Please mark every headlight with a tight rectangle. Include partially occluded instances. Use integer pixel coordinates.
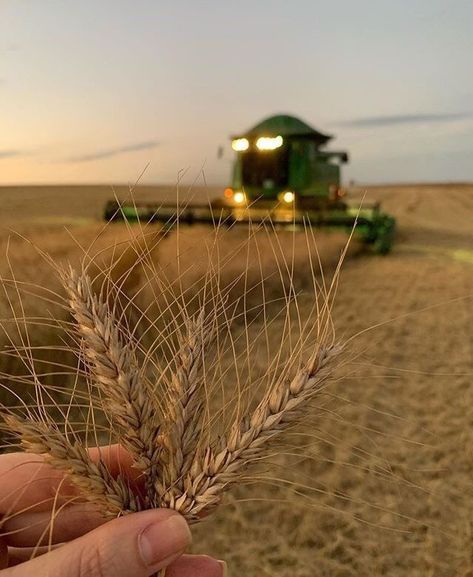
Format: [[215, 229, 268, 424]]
[[282, 191, 295, 204], [231, 138, 249, 152], [233, 191, 246, 205], [256, 135, 283, 151]]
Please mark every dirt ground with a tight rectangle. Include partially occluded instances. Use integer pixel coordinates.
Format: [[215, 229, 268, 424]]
[[0, 183, 472, 576]]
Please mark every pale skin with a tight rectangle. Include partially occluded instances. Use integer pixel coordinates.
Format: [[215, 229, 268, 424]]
[[0, 445, 225, 577]]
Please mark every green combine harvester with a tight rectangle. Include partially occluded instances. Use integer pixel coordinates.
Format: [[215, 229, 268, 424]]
[[104, 114, 396, 253]]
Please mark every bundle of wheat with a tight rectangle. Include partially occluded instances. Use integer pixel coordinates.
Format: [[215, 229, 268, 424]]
[[0, 223, 347, 575]]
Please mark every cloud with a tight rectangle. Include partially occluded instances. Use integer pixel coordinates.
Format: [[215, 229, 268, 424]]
[[0, 149, 24, 160], [0, 44, 20, 58], [68, 140, 159, 163], [337, 112, 471, 128]]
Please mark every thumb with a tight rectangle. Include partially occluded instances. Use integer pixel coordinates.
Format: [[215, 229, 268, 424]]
[[5, 509, 192, 577]]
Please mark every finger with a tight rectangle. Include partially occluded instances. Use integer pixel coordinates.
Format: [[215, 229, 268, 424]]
[[7, 550, 226, 576], [1, 509, 192, 577], [0, 537, 8, 569], [6, 544, 63, 566], [1, 502, 105, 547], [0, 445, 140, 516], [166, 554, 226, 577], [0, 454, 65, 516], [88, 445, 142, 485]]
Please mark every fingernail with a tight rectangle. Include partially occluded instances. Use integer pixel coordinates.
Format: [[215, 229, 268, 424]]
[[139, 514, 192, 569], [218, 560, 228, 576]]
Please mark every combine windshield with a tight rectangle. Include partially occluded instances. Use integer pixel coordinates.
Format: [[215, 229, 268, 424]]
[[241, 148, 289, 189]]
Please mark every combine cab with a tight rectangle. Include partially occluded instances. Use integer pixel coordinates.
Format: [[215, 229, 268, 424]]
[[104, 114, 395, 253]]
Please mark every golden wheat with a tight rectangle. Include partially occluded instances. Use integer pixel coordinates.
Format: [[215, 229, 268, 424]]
[[3, 260, 341, 524], [4, 415, 139, 517], [61, 267, 162, 502]]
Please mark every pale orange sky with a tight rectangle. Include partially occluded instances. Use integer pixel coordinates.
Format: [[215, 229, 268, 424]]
[[1, 0, 472, 185]]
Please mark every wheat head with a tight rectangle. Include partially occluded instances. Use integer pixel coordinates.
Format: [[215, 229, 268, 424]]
[[2, 257, 342, 548]]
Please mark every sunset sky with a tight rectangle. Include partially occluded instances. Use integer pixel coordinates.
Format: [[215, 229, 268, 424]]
[[1, 0, 472, 185]]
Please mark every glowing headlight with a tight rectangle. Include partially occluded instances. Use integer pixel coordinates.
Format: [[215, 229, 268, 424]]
[[256, 135, 283, 151], [233, 191, 246, 205], [231, 138, 249, 152], [282, 191, 295, 204]]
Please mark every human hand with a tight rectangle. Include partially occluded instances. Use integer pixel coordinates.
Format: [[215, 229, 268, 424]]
[[0, 446, 225, 576]]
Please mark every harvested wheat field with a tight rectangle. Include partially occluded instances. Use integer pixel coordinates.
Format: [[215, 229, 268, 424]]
[[0, 183, 472, 576]]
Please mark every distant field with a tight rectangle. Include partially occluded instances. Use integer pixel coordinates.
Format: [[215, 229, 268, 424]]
[[1, 182, 473, 576]]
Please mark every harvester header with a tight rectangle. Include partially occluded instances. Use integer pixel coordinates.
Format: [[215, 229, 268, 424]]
[[104, 113, 396, 253]]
